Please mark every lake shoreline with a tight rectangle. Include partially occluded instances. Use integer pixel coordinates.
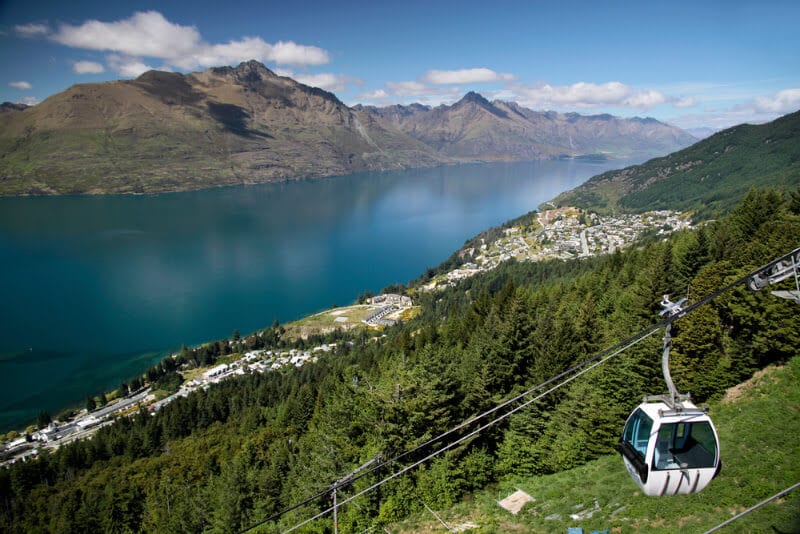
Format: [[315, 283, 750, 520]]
[[0, 154, 633, 198], [0, 158, 640, 432]]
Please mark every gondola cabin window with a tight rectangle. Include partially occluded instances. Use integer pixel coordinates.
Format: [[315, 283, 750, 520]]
[[622, 408, 653, 460], [653, 420, 718, 470]]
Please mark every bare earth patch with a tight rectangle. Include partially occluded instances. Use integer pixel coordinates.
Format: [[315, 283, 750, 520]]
[[721, 364, 781, 404]]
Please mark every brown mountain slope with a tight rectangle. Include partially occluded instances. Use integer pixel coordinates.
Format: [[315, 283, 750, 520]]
[[0, 61, 443, 195], [0, 62, 695, 195], [356, 92, 696, 161]]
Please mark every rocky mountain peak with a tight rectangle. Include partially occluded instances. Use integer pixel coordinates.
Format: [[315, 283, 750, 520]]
[[208, 60, 276, 84], [456, 91, 492, 107], [232, 60, 276, 83], [452, 91, 508, 119]]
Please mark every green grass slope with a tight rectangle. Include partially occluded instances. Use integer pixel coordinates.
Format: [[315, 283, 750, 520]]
[[391, 357, 800, 533], [552, 109, 800, 218]]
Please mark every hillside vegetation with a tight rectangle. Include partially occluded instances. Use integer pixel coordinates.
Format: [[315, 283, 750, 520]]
[[552, 109, 800, 219], [391, 357, 800, 533], [1, 185, 797, 532]]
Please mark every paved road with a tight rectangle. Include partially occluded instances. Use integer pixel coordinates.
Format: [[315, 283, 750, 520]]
[[580, 229, 589, 256], [41, 389, 151, 452], [92, 389, 150, 419]]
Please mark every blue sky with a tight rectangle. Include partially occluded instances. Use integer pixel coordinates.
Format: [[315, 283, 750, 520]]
[[1, 0, 799, 130]]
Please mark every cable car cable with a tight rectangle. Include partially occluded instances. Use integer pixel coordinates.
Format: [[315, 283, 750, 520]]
[[239, 320, 666, 534], [703, 481, 800, 533], [238, 312, 667, 533], [283, 329, 661, 533], [239, 247, 799, 533], [250, 248, 797, 532]]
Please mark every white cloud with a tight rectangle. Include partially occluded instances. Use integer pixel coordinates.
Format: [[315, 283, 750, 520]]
[[512, 81, 620, 108], [73, 61, 105, 74], [14, 23, 49, 37], [673, 96, 697, 108], [373, 67, 514, 104], [752, 88, 800, 113], [21, 96, 39, 106], [659, 80, 782, 105], [172, 37, 270, 70], [298, 73, 344, 92], [668, 108, 759, 130], [118, 61, 154, 78], [385, 81, 456, 97], [267, 41, 329, 66], [358, 89, 389, 100], [107, 54, 156, 78], [177, 38, 328, 70], [50, 11, 330, 73], [421, 68, 515, 85], [508, 81, 675, 110], [273, 69, 350, 92], [9, 81, 32, 89], [386, 81, 431, 97], [380, 81, 461, 106], [623, 90, 667, 108], [666, 87, 800, 130], [52, 11, 202, 59]]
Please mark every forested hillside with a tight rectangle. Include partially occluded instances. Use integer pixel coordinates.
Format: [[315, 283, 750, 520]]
[[552, 109, 800, 219], [1, 187, 798, 532], [391, 357, 800, 532]]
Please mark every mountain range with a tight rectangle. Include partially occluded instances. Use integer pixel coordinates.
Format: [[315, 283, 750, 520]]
[[0, 60, 695, 195], [354, 92, 693, 161]]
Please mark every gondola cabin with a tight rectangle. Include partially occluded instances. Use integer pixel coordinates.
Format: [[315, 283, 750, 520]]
[[619, 400, 720, 496]]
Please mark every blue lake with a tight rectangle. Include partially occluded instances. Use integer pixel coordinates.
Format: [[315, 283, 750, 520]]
[[0, 159, 634, 430]]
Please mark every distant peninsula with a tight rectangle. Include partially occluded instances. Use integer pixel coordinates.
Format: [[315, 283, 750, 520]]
[[0, 60, 696, 196]]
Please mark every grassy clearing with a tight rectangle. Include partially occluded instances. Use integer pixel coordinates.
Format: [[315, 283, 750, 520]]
[[391, 357, 800, 533], [399, 306, 422, 321], [181, 366, 207, 382], [283, 305, 370, 340], [283, 304, 392, 339], [291, 304, 376, 328]]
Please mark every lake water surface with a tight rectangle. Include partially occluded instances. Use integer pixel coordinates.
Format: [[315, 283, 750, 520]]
[[0, 159, 634, 430]]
